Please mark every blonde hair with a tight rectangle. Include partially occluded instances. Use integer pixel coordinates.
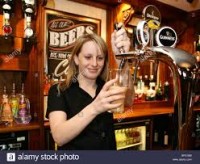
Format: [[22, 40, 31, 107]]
[[60, 33, 109, 91]]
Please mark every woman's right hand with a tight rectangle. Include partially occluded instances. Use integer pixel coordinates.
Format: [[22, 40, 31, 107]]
[[90, 78, 127, 115], [111, 22, 130, 55]]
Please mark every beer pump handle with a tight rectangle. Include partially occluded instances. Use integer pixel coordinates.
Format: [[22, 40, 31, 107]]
[[114, 22, 127, 69]]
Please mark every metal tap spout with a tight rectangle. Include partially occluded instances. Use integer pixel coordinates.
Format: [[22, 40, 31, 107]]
[[150, 46, 198, 150]]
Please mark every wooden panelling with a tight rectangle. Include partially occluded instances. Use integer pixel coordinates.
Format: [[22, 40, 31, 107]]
[[0, 54, 29, 71], [0, 1, 43, 150]]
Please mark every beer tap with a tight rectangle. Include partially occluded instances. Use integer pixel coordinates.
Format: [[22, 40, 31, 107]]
[[117, 42, 198, 150], [114, 23, 127, 69], [116, 5, 199, 149], [2, 0, 13, 38]]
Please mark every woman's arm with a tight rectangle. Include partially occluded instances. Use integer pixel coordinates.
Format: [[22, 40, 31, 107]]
[[49, 104, 97, 146], [49, 78, 127, 146]]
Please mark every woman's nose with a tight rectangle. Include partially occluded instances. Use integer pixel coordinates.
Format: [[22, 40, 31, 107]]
[[91, 57, 97, 66]]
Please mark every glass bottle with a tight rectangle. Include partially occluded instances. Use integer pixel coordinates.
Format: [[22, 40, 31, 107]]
[[143, 75, 149, 93], [154, 129, 159, 143], [14, 83, 31, 124], [9, 83, 19, 118], [194, 35, 200, 62], [196, 35, 200, 52], [135, 76, 144, 101], [163, 131, 169, 147], [146, 82, 156, 101], [156, 82, 163, 100], [1, 86, 13, 123], [164, 81, 170, 101]]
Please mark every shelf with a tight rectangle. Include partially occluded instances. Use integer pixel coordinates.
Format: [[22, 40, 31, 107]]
[[117, 142, 142, 150], [0, 121, 40, 133], [0, 54, 29, 71]]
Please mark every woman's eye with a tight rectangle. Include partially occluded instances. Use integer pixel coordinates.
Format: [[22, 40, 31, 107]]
[[85, 56, 91, 59], [97, 56, 104, 60]]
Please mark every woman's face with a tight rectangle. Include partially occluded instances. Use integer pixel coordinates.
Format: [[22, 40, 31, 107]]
[[74, 41, 105, 80]]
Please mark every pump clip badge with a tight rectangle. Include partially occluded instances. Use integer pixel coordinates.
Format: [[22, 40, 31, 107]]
[[143, 5, 161, 30], [156, 26, 177, 48]]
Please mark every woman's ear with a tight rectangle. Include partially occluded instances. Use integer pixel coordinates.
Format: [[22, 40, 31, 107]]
[[74, 55, 79, 65]]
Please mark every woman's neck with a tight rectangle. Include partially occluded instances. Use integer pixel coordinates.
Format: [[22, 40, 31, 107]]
[[77, 76, 97, 97]]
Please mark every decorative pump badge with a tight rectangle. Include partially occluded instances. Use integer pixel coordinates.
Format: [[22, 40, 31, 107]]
[[155, 26, 178, 47], [142, 5, 161, 30]]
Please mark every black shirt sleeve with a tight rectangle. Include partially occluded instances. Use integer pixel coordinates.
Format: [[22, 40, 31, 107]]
[[46, 84, 67, 118]]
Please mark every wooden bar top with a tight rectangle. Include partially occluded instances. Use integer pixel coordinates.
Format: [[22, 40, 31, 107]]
[[113, 100, 173, 119], [113, 106, 174, 120], [114, 101, 200, 120]]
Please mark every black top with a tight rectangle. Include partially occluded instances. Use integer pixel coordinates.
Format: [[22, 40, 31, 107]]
[[46, 78, 116, 150]]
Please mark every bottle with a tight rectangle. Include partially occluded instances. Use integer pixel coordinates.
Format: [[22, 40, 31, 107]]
[[163, 131, 169, 147], [156, 82, 163, 100], [196, 35, 200, 52], [1, 86, 13, 123], [9, 83, 19, 118], [154, 130, 159, 143], [164, 81, 170, 101], [149, 74, 156, 83], [14, 83, 31, 124], [135, 76, 144, 100], [194, 35, 200, 62], [146, 82, 156, 101], [143, 75, 149, 93]]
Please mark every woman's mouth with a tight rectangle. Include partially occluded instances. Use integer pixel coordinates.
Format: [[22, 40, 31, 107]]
[[88, 69, 98, 73]]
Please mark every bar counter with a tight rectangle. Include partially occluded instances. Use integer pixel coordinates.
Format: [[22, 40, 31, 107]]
[[114, 101, 200, 120], [114, 100, 173, 119], [113, 106, 173, 120]]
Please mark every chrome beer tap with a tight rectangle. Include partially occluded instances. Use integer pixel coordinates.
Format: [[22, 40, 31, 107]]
[[116, 16, 199, 149], [116, 39, 199, 151]]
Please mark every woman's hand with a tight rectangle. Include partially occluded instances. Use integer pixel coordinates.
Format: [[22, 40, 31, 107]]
[[111, 22, 130, 55], [91, 78, 127, 115]]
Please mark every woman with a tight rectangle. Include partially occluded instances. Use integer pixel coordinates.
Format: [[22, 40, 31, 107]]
[[47, 24, 130, 150]]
